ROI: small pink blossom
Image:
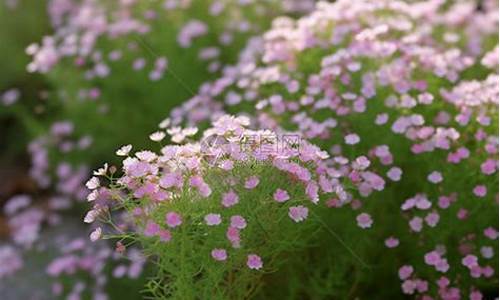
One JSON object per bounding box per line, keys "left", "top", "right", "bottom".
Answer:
{"left": 165, "top": 212, "right": 182, "bottom": 228}
{"left": 288, "top": 205, "right": 309, "bottom": 222}
{"left": 425, "top": 212, "right": 440, "bottom": 227}
{"left": 345, "top": 133, "right": 360, "bottom": 145}
{"left": 385, "top": 237, "right": 400, "bottom": 248}
{"left": 244, "top": 176, "right": 260, "bottom": 189}
{"left": 484, "top": 227, "right": 498, "bottom": 240}
{"left": 387, "top": 167, "right": 402, "bottom": 181}
{"left": 480, "top": 159, "right": 497, "bottom": 175}
{"left": 473, "top": 185, "right": 487, "bottom": 197}
{"left": 159, "top": 229, "right": 172, "bottom": 242}
{"left": 356, "top": 213, "right": 373, "bottom": 229}
{"left": 204, "top": 214, "right": 222, "bottom": 226}
{"left": 211, "top": 249, "right": 227, "bottom": 261}
{"left": 144, "top": 221, "right": 160, "bottom": 237}
{"left": 273, "top": 188, "right": 289, "bottom": 202}
{"left": 247, "top": 254, "right": 263, "bottom": 270}
{"left": 461, "top": 254, "right": 478, "bottom": 268}
{"left": 401, "top": 279, "right": 416, "bottom": 295}
{"left": 226, "top": 227, "right": 241, "bottom": 248}
{"left": 222, "top": 190, "right": 239, "bottom": 207}
{"left": 399, "top": 265, "right": 413, "bottom": 280}
{"left": 90, "top": 227, "right": 102, "bottom": 242}
{"left": 409, "top": 217, "right": 423, "bottom": 232}
{"left": 230, "top": 215, "right": 247, "bottom": 229}
{"left": 427, "top": 171, "right": 443, "bottom": 184}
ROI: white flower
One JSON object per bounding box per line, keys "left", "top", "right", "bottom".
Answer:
{"left": 90, "top": 227, "right": 102, "bottom": 242}
{"left": 159, "top": 117, "right": 171, "bottom": 129}
{"left": 149, "top": 131, "right": 166, "bottom": 142}
{"left": 168, "top": 127, "right": 199, "bottom": 143}
{"left": 183, "top": 127, "right": 198, "bottom": 136}
{"left": 167, "top": 127, "right": 182, "bottom": 135}
{"left": 85, "top": 177, "right": 100, "bottom": 190}
{"left": 116, "top": 144, "right": 132, "bottom": 156}
{"left": 84, "top": 210, "right": 98, "bottom": 223}
{"left": 93, "top": 163, "right": 108, "bottom": 176}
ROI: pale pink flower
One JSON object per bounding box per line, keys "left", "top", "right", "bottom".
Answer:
{"left": 211, "top": 249, "right": 227, "bottom": 261}
{"left": 144, "top": 221, "right": 160, "bottom": 237}
{"left": 387, "top": 167, "right": 402, "bottom": 181}
{"left": 244, "top": 176, "right": 260, "bottom": 189}
{"left": 473, "top": 185, "right": 487, "bottom": 197}
{"left": 247, "top": 254, "right": 263, "bottom": 270}
{"left": 159, "top": 229, "right": 172, "bottom": 242}
{"left": 273, "top": 189, "right": 289, "bottom": 202}
{"left": 409, "top": 217, "right": 423, "bottom": 232}
{"left": 226, "top": 227, "right": 241, "bottom": 248}
{"left": 427, "top": 171, "right": 443, "bottom": 184}
{"left": 385, "top": 237, "right": 400, "bottom": 248}
{"left": 345, "top": 133, "right": 360, "bottom": 145}
{"left": 356, "top": 213, "right": 373, "bottom": 229}
{"left": 398, "top": 265, "right": 413, "bottom": 280}
{"left": 222, "top": 190, "right": 239, "bottom": 207}
{"left": 288, "top": 205, "right": 308, "bottom": 222}
{"left": 205, "top": 214, "right": 222, "bottom": 226}
{"left": 90, "top": 227, "right": 102, "bottom": 242}
{"left": 165, "top": 212, "right": 182, "bottom": 228}
{"left": 230, "top": 215, "right": 247, "bottom": 229}
{"left": 484, "top": 227, "right": 498, "bottom": 240}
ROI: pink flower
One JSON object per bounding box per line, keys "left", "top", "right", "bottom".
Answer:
{"left": 159, "top": 229, "right": 172, "bottom": 242}
{"left": 461, "top": 255, "right": 478, "bottom": 268}
{"left": 165, "top": 212, "right": 182, "bottom": 228}
{"left": 401, "top": 280, "right": 416, "bottom": 295}
{"left": 356, "top": 213, "right": 373, "bottom": 229}
{"left": 398, "top": 265, "right": 413, "bottom": 280}
{"left": 306, "top": 182, "right": 319, "bottom": 204}
{"left": 90, "top": 227, "right": 102, "bottom": 242}
{"left": 387, "top": 167, "right": 402, "bottom": 181}
{"left": 244, "top": 176, "right": 260, "bottom": 189}
{"left": 457, "top": 208, "right": 468, "bottom": 220}
{"left": 473, "top": 185, "right": 487, "bottom": 197}
{"left": 144, "top": 221, "right": 160, "bottom": 237}
{"left": 288, "top": 205, "right": 308, "bottom": 222}
{"left": 222, "top": 190, "right": 239, "bottom": 207}
{"left": 159, "top": 172, "right": 183, "bottom": 189}
{"left": 480, "top": 159, "right": 497, "bottom": 175}
{"left": 484, "top": 227, "right": 498, "bottom": 240}
{"left": 226, "top": 227, "right": 241, "bottom": 248}
{"left": 385, "top": 237, "right": 400, "bottom": 248}
{"left": 470, "top": 291, "right": 483, "bottom": 300}
{"left": 424, "top": 251, "right": 441, "bottom": 266}
{"left": 230, "top": 215, "right": 247, "bottom": 229}
{"left": 425, "top": 212, "right": 440, "bottom": 227}
{"left": 204, "top": 214, "right": 222, "bottom": 226}
{"left": 247, "top": 254, "right": 263, "bottom": 270}
{"left": 345, "top": 133, "right": 360, "bottom": 145}
{"left": 211, "top": 249, "right": 227, "bottom": 261}
{"left": 273, "top": 188, "right": 289, "bottom": 202}
{"left": 409, "top": 217, "right": 423, "bottom": 232}
{"left": 427, "top": 171, "right": 443, "bottom": 184}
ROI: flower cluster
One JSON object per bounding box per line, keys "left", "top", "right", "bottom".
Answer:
{"left": 85, "top": 114, "right": 386, "bottom": 297}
